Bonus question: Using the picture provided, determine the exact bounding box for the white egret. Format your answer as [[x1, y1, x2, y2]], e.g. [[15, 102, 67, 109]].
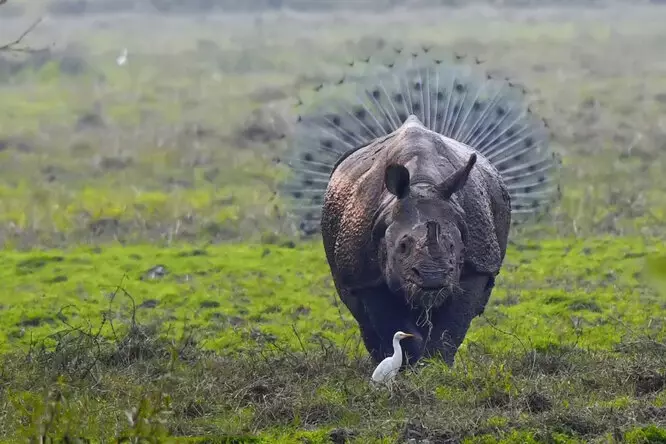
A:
[[371, 331, 415, 387], [116, 48, 128, 66]]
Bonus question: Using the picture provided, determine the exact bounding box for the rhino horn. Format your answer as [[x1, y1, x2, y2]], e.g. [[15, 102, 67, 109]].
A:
[[436, 153, 477, 200], [425, 221, 443, 260]]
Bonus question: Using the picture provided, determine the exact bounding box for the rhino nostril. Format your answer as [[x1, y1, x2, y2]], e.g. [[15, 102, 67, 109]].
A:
[[411, 267, 421, 279]]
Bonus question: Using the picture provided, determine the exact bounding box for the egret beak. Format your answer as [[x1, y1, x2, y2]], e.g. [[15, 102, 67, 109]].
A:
[[403, 333, 415, 338]]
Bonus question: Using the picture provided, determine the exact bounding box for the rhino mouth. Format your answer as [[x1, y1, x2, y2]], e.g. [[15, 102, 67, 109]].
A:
[[405, 281, 462, 310], [420, 283, 445, 290]]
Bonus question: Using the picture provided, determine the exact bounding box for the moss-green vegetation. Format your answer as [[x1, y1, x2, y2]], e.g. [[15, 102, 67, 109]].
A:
[[0, 4, 665, 443], [0, 237, 663, 356]]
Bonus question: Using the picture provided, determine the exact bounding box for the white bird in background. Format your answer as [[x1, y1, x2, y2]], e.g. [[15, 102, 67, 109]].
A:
[[116, 48, 128, 66], [371, 331, 415, 387]]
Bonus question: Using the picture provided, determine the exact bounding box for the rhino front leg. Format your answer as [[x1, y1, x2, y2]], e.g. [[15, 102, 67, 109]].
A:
[[338, 292, 384, 361], [357, 284, 425, 365], [424, 273, 493, 366]]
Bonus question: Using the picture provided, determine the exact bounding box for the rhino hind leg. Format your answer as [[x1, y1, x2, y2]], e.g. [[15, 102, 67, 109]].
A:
[[424, 272, 493, 366], [476, 274, 496, 317]]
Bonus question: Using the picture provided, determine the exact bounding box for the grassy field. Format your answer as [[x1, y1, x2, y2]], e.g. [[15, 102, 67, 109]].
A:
[[0, 4, 666, 443]]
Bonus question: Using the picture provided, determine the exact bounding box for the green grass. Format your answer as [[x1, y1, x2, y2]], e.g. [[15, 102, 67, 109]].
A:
[[0, 236, 663, 356], [0, 4, 666, 443], [0, 237, 664, 441]]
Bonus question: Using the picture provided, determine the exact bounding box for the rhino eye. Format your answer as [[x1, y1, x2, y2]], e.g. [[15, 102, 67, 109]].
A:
[[399, 241, 408, 254], [398, 237, 411, 254]]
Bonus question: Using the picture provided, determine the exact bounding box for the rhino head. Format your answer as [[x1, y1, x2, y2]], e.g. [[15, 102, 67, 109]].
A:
[[375, 152, 477, 310]]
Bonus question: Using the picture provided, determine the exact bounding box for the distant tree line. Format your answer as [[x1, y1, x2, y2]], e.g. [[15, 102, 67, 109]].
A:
[[0, 0, 661, 17]]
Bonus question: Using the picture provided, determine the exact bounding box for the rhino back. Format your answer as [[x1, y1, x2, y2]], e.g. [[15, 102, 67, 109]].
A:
[[321, 135, 394, 289]]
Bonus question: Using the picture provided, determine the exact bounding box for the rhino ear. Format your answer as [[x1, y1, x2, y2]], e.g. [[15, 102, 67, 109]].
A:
[[436, 153, 477, 200], [384, 164, 410, 199]]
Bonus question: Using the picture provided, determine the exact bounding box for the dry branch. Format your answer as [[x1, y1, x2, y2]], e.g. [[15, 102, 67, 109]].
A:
[[0, 1, 43, 53]]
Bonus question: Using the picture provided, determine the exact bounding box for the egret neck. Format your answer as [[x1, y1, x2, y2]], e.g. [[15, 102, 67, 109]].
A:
[[390, 334, 404, 370]]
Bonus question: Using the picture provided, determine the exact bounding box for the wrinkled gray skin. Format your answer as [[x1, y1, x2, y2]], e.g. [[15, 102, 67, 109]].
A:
[[321, 115, 511, 366]]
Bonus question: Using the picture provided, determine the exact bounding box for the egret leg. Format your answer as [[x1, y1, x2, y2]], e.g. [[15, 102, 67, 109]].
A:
[[384, 377, 394, 395]]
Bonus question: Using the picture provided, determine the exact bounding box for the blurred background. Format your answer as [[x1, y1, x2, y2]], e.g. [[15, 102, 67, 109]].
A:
[[0, 0, 664, 250]]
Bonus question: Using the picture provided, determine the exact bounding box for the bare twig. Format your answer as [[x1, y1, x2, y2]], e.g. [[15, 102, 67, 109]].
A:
[[0, 17, 43, 53], [291, 323, 309, 357], [481, 313, 531, 357]]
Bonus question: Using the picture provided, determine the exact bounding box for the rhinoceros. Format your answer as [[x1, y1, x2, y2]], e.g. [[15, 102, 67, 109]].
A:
[[282, 44, 560, 366]]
